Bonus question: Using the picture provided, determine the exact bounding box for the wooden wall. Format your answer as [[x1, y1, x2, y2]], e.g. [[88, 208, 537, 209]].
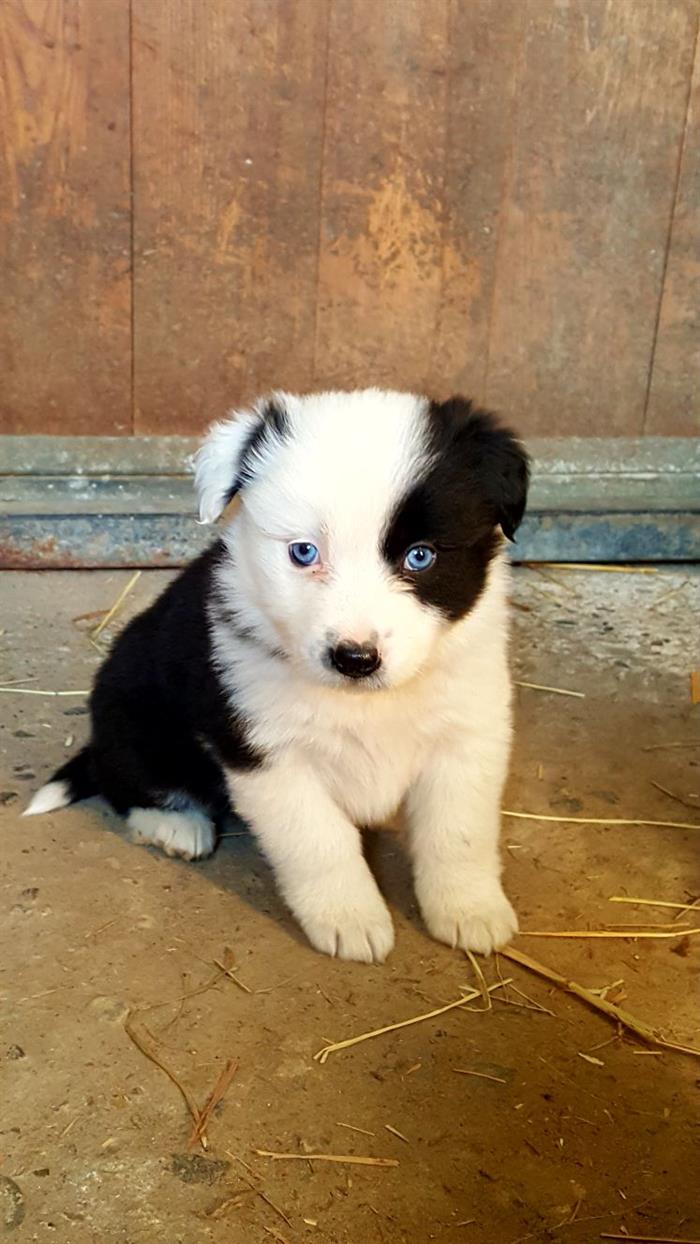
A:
[[1, 0, 698, 438]]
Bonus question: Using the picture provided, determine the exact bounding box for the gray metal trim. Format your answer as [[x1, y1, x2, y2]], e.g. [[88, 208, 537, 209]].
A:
[[1, 435, 698, 566]]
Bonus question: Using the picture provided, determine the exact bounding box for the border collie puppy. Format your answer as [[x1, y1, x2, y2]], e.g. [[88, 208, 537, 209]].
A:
[[26, 390, 529, 963]]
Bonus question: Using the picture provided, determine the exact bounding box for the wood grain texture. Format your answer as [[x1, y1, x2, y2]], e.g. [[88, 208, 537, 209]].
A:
[[0, 0, 131, 435], [484, 0, 699, 436], [645, 22, 700, 435], [313, 0, 450, 393], [132, 0, 329, 434]]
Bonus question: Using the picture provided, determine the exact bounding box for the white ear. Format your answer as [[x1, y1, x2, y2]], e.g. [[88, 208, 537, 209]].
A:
[[194, 409, 261, 524]]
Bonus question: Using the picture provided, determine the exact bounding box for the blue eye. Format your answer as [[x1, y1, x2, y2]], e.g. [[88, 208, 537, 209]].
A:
[[403, 544, 436, 573], [289, 541, 320, 567]]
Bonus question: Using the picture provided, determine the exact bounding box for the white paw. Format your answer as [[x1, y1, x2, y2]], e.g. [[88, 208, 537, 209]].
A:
[[291, 868, 395, 964], [417, 872, 518, 956], [127, 808, 216, 861]]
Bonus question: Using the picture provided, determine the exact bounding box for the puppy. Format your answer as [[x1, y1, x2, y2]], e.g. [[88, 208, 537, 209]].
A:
[[26, 389, 529, 963]]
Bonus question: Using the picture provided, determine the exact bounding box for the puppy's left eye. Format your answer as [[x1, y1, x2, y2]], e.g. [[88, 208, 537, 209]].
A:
[[403, 544, 436, 573], [289, 541, 320, 567]]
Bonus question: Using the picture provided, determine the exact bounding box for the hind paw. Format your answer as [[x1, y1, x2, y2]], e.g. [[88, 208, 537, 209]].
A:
[[127, 808, 216, 861]]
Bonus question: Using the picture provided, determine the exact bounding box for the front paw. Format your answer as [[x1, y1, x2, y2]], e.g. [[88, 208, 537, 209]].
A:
[[291, 868, 395, 964], [417, 871, 518, 956]]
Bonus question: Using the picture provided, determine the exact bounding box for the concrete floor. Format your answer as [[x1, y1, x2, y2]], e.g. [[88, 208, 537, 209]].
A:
[[1, 565, 698, 1244]]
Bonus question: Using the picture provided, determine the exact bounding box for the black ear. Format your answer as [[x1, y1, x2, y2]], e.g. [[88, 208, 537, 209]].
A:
[[195, 395, 290, 523], [429, 396, 530, 541]]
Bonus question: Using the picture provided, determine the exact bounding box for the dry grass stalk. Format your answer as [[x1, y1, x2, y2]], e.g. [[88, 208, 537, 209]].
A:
[[502, 810, 700, 831], [313, 979, 509, 1064], [205, 1191, 256, 1219], [527, 562, 659, 574], [385, 1124, 409, 1143], [651, 779, 699, 811], [337, 1122, 375, 1137], [609, 896, 699, 912], [0, 686, 89, 697], [514, 680, 585, 698], [255, 1149, 398, 1168], [520, 928, 700, 940], [188, 1058, 238, 1151], [500, 947, 700, 1061], [452, 1068, 507, 1084], [224, 1151, 292, 1227], [92, 570, 142, 639], [641, 742, 697, 751], [124, 1010, 204, 1145], [514, 681, 586, 701], [213, 957, 253, 994]]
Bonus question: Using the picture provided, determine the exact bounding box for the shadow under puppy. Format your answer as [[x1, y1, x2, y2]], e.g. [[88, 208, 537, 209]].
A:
[[26, 389, 529, 963]]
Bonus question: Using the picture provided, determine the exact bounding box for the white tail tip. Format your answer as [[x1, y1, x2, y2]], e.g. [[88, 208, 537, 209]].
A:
[[23, 780, 71, 817]]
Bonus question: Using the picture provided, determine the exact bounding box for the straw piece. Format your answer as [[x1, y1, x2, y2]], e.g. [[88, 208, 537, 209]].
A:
[[0, 687, 89, 697], [609, 896, 699, 912], [514, 680, 585, 699], [452, 1068, 507, 1084], [92, 570, 142, 638], [527, 563, 659, 574], [187, 1058, 238, 1150], [255, 1150, 398, 1168], [313, 980, 509, 1064], [519, 928, 700, 940], [499, 947, 700, 1061], [502, 810, 700, 831], [124, 1011, 204, 1144]]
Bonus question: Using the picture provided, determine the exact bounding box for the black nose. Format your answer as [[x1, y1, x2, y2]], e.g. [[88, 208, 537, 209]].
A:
[[330, 641, 381, 679]]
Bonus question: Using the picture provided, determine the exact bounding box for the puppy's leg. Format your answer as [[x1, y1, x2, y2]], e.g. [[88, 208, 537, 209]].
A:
[[406, 734, 517, 955], [229, 755, 394, 963]]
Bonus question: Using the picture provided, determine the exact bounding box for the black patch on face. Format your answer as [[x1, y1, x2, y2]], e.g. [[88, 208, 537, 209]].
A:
[[226, 397, 290, 503], [382, 396, 529, 621]]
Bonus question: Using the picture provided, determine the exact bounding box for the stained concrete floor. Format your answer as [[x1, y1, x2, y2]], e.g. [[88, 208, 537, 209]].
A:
[[0, 565, 698, 1244]]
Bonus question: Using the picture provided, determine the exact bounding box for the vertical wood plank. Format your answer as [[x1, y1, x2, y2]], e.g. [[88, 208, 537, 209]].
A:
[[0, 0, 131, 435], [434, 0, 525, 400], [313, 0, 450, 393], [484, 0, 699, 436], [132, 0, 329, 434], [646, 25, 700, 435]]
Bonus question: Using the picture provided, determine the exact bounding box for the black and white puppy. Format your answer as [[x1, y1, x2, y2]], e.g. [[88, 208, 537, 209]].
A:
[[26, 389, 529, 963]]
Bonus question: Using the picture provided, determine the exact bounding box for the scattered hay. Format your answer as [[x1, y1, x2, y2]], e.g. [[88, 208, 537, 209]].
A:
[[255, 1149, 398, 1168], [499, 947, 700, 1061], [188, 1059, 238, 1151], [502, 810, 700, 831], [92, 570, 142, 639], [519, 928, 700, 940], [525, 563, 659, 574], [313, 980, 509, 1064], [124, 1011, 204, 1146], [452, 1068, 507, 1084], [0, 686, 89, 697], [609, 896, 699, 912], [514, 680, 585, 698], [384, 1124, 409, 1143]]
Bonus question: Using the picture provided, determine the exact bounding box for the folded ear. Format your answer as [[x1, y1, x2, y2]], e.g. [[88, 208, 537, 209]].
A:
[[429, 396, 530, 541], [194, 395, 290, 523]]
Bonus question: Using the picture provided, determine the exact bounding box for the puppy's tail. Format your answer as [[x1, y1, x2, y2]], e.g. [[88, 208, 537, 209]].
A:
[[23, 746, 98, 817]]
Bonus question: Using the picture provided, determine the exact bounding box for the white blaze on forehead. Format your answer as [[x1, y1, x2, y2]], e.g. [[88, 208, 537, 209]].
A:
[[242, 389, 430, 545]]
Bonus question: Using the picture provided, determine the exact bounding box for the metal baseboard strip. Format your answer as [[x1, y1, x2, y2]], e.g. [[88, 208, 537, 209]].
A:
[[1, 436, 698, 568]]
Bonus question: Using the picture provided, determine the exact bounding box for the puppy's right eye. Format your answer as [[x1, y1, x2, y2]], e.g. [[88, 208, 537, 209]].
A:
[[288, 541, 320, 567]]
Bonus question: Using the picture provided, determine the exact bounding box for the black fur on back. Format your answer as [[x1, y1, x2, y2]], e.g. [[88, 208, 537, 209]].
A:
[[67, 542, 262, 828]]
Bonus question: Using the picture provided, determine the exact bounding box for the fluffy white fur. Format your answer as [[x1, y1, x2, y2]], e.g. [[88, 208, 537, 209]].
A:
[[197, 389, 518, 962]]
